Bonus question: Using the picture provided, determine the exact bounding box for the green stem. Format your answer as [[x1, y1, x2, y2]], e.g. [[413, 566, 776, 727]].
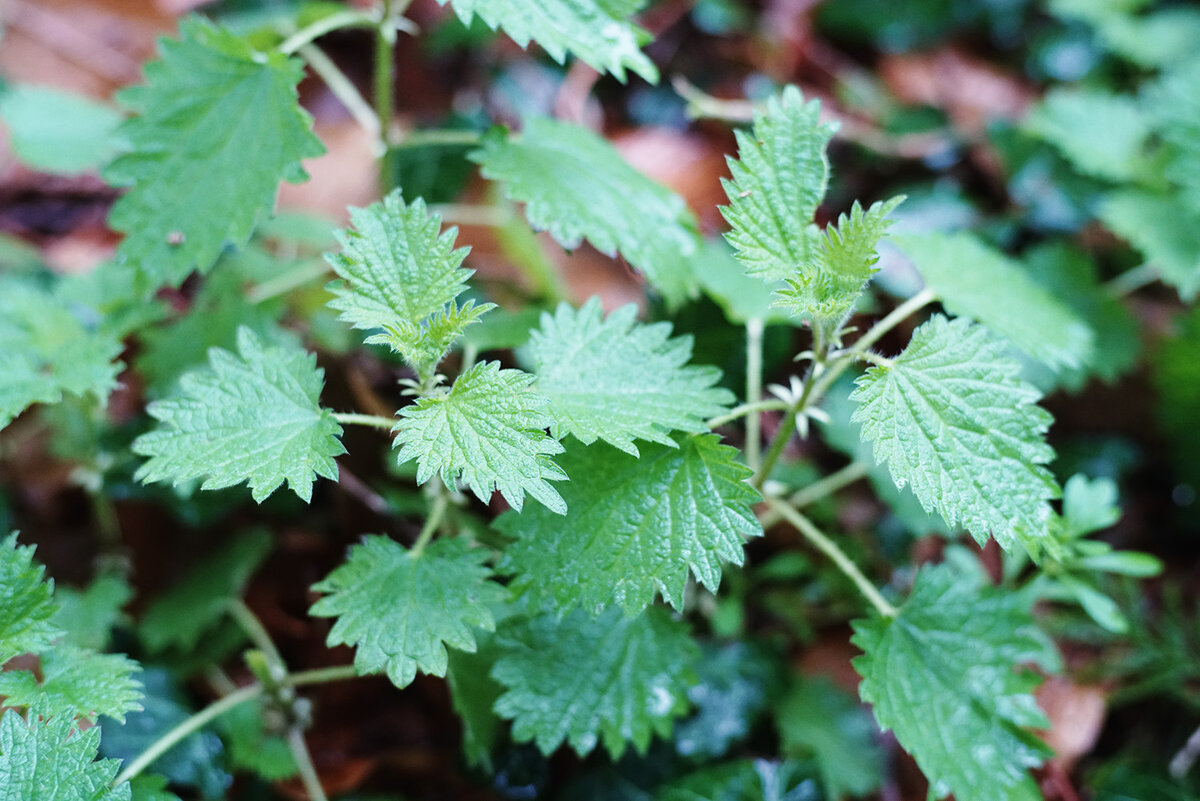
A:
[[287, 726, 329, 801], [411, 481, 449, 556], [789, 460, 870, 509], [707, 399, 790, 429], [332, 412, 396, 431], [228, 600, 286, 671], [296, 43, 380, 145], [766, 499, 898, 618], [744, 318, 764, 472], [112, 684, 262, 787], [247, 259, 330, 304], [430, 203, 511, 227], [375, 0, 397, 190], [289, 665, 362, 687], [1105, 262, 1159, 297], [395, 129, 485, 149], [279, 9, 380, 55]]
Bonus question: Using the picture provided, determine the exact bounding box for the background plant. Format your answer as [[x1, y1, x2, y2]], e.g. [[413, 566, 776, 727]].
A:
[[0, 0, 1198, 799]]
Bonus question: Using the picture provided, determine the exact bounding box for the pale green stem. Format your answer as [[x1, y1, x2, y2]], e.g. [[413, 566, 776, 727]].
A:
[[297, 43, 380, 145], [375, 0, 397, 188], [332, 412, 396, 431], [247, 260, 331, 304], [744, 318, 764, 472], [290, 665, 362, 686], [411, 481, 449, 556], [393, 129, 485, 149], [430, 203, 511, 227], [766, 498, 898, 618], [757, 460, 870, 528], [112, 684, 262, 787], [287, 726, 330, 801], [672, 76, 756, 122], [707, 399, 790, 429], [1105, 262, 1159, 297], [228, 600, 286, 671], [279, 9, 380, 55]]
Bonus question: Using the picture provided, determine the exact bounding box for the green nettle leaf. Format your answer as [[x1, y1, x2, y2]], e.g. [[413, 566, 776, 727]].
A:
[[139, 530, 273, 653], [850, 315, 1059, 551], [216, 701, 297, 781], [498, 435, 761, 614], [471, 117, 699, 307], [775, 196, 903, 323], [1100, 190, 1200, 300], [326, 192, 473, 336], [54, 575, 132, 652], [528, 298, 733, 455], [0, 534, 62, 663], [492, 606, 699, 757], [852, 565, 1059, 801], [1025, 88, 1152, 182], [394, 361, 568, 513], [0, 710, 131, 801], [132, 327, 345, 503], [720, 85, 836, 283], [435, 0, 656, 82], [0, 279, 123, 431], [105, 17, 324, 292], [0, 84, 122, 175], [1149, 58, 1200, 215], [896, 232, 1095, 372], [0, 646, 143, 724], [310, 536, 507, 689]]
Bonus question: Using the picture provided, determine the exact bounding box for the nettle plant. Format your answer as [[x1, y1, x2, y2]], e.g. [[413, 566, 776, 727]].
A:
[[0, 2, 1188, 800]]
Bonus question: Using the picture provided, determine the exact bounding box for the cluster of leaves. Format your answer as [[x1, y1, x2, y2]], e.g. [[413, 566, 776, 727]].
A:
[[0, 0, 1196, 799]]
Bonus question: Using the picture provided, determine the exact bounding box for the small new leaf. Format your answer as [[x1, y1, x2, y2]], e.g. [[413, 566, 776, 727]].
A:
[[435, 0, 656, 82], [775, 196, 903, 323], [133, 328, 345, 503], [0, 646, 143, 724], [896, 232, 1095, 371], [105, 18, 323, 292], [471, 118, 699, 307], [0, 710, 130, 801], [310, 537, 507, 689], [368, 300, 494, 385], [852, 565, 1059, 801], [0, 534, 61, 663], [721, 86, 836, 283], [326, 192, 473, 338], [528, 299, 733, 455], [850, 316, 1059, 551], [498, 435, 761, 614], [394, 361, 567, 513], [492, 606, 699, 758], [0, 278, 123, 431]]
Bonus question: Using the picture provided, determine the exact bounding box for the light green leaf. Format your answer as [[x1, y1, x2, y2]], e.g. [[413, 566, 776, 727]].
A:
[[0, 84, 121, 174], [0, 647, 142, 724], [53, 575, 132, 652], [310, 536, 507, 689], [528, 298, 733, 455], [850, 315, 1059, 551], [1025, 88, 1152, 182], [1061, 474, 1120, 539], [1101, 190, 1200, 300], [0, 534, 61, 663], [775, 196, 903, 322], [0, 710, 130, 801], [139, 530, 272, 653], [1148, 57, 1200, 214], [471, 118, 699, 307], [0, 278, 123, 430], [688, 239, 790, 325], [105, 17, 324, 292], [493, 605, 699, 758], [897, 231, 1095, 371], [394, 361, 567, 513], [371, 300, 494, 384], [132, 328, 345, 503], [499, 434, 760, 614], [325, 192, 473, 338], [435, 0, 656, 82], [720, 86, 836, 283], [852, 565, 1058, 801], [776, 678, 884, 800]]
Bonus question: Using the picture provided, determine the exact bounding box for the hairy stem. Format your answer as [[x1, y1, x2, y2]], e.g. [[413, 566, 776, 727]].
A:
[[332, 412, 396, 431], [228, 599, 286, 670], [411, 480, 449, 555], [375, 0, 398, 189], [757, 460, 870, 528], [708, 399, 790, 429], [767, 498, 898, 618], [297, 44, 380, 144], [395, 129, 486, 149], [744, 318, 764, 472]]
